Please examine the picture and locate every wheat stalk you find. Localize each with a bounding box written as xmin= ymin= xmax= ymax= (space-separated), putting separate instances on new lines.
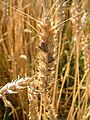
xmin=80 ymin=5 xmax=90 ymax=119
xmin=67 ymin=0 xmax=81 ymax=119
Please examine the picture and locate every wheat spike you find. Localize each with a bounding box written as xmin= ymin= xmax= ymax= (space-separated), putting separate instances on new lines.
xmin=0 ymin=76 xmax=34 ymax=97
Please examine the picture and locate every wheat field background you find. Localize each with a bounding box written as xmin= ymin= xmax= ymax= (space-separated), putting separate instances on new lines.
xmin=0 ymin=0 xmax=90 ymax=120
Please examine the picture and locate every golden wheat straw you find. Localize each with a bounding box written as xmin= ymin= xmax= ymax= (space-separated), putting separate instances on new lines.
xmin=0 ymin=0 xmax=40 ymax=23
xmin=67 ymin=69 xmax=89 ymax=120
xmin=69 ymin=0 xmax=80 ymax=119
xmin=56 ymin=46 xmax=74 ymax=113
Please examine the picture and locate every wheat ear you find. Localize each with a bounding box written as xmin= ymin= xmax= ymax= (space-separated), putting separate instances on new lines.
xmin=0 ymin=76 xmax=34 ymax=97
